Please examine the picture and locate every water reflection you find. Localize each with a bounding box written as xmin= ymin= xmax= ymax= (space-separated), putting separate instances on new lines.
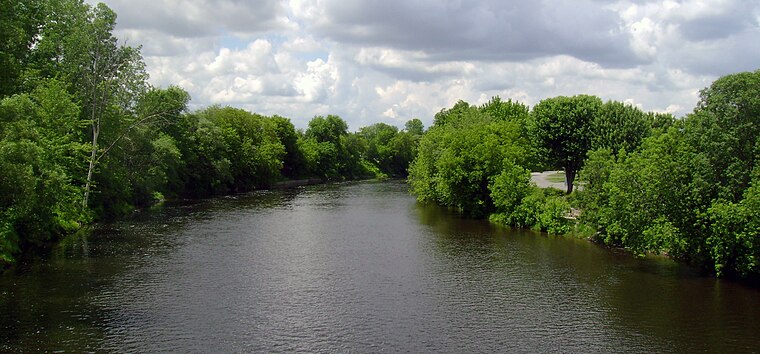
xmin=1 ymin=181 xmax=759 ymax=352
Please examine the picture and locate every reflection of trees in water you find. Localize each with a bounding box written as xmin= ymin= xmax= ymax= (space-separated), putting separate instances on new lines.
xmin=413 ymin=198 xmax=760 ymax=352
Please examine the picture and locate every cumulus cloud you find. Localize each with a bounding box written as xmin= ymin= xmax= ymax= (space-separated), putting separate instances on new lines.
xmin=89 ymin=0 xmax=760 ymax=130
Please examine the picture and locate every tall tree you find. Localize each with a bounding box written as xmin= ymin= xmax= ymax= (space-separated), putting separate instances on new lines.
xmin=404 ymin=118 xmax=424 ymax=135
xmin=0 ymin=0 xmax=45 ymax=97
xmin=684 ymin=69 xmax=760 ymax=202
xmin=591 ymin=100 xmax=650 ymax=155
xmin=530 ymin=95 xmax=602 ymax=193
xmin=71 ymin=4 xmax=149 ymax=206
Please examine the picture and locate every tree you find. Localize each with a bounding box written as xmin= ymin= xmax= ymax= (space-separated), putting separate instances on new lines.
xmin=302 ymin=115 xmax=346 ymax=179
xmin=409 ymin=105 xmax=527 ymax=216
xmin=683 ymin=69 xmax=760 ymax=202
xmin=530 ymin=95 xmax=602 ymax=193
xmin=404 ymin=118 xmax=424 ymax=135
xmin=359 ymin=123 xmax=399 ymax=175
xmin=270 ymin=115 xmax=306 ymax=179
xmin=0 ymin=80 xmax=88 ymax=263
xmin=433 ymin=100 xmax=471 ymax=127
xmin=479 ymin=96 xmax=530 ymax=123
xmin=0 ymin=0 xmax=46 ymax=97
xmin=591 ymin=100 xmax=650 ymax=155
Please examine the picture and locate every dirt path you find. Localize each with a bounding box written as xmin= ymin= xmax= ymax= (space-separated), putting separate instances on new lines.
xmin=530 ymin=171 xmax=567 ymax=190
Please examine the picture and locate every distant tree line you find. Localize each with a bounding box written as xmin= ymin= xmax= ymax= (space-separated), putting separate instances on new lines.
xmin=0 ymin=0 xmax=422 ymax=265
xmin=409 ymin=70 xmax=760 ymax=279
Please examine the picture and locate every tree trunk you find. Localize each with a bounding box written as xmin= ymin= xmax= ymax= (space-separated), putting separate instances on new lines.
xmin=82 ymin=104 xmax=99 ymax=207
xmin=565 ymin=168 xmax=575 ymax=194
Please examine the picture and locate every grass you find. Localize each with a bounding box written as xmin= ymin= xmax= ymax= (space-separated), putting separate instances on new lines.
xmin=546 ymin=171 xmax=566 ymax=183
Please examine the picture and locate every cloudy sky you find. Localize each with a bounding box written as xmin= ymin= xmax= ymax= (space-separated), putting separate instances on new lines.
xmin=90 ymin=0 xmax=759 ymax=130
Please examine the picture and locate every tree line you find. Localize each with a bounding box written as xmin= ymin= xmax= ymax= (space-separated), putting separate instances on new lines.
xmin=0 ymin=0 xmax=422 ymax=265
xmin=4 ymin=0 xmax=759 ymax=279
xmin=409 ymin=71 xmax=760 ymax=279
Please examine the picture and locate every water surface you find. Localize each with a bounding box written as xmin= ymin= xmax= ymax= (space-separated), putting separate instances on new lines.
xmin=2 ymin=181 xmax=759 ymax=352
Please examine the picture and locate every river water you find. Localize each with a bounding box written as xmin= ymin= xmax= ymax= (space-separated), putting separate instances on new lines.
xmin=2 ymin=181 xmax=759 ymax=352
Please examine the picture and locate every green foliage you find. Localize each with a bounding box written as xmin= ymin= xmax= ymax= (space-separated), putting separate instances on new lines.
xmin=530 ymin=95 xmax=602 ymax=193
xmin=432 ymin=100 xmax=472 ymax=127
xmin=182 ymin=106 xmax=285 ymax=194
xmin=0 ymin=84 xmax=88 ymax=261
xmin=359 ymin=123 xmax=399 ymax=174
xmin=489 ymin=160 xmax=531 ymax=216
xmin=479 ymin=96 xmax=530 ymax=123
xmin=492 ymin=187 xmax=571 ymax=235
xmin=575 ymin=70 xmax=760 ymax=277
xmin=0 ymin=0 xmax=45 ymax=97
xmin=270 ymin=115 xmax=306 ymax=179
xmin=592 ymin=101 xmax=650 ymax=155
xmin=409 ymin=102 xmax=527 ymax=217
xmin=706 ymin=181 xmax=760 ymax=277
xmin=357 ymin=122 xmax=420 ymax=177
xmin=404 ymin=118 xmax=424 ymax=135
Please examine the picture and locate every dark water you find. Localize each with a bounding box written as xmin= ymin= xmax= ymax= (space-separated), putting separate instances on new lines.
xmin=2 ymin=181 xmax=760 ymax=353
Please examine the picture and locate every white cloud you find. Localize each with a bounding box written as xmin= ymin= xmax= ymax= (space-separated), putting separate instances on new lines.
xmin=89 ymin=0 xmax=760 ymax=130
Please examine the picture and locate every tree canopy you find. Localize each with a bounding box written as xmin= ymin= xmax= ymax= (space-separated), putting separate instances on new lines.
xmin=529 ymin=95 xmax=602 ymax=193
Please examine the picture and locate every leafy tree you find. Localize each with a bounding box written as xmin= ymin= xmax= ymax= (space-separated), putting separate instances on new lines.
xmin=387 ymin=131 xmax=419 ymax=176
xmin=432 ymin=100 xmax=472 ymax=127
xmin=592 ymin=100 xmax=650 ymax=155
xmin=409 ymin=104 xmax=527 ymax=216
xmin=0 ymin=80 xmax=88 ymax=262
xmin=683 ymin=70 xmax=760 ymax=202
xmin=479 ymin=96 xmax=530 ymax=123
xmin=270 ymin=115 xmax=306 ymax=179
xmin=530 ymin=95 xmax=602 ymax=193
xmin=359 ymin=123 xmax=399 ymax=175
xmin=576 ymin=70 xmax=760 ymax=277
xmin=404 ymin=118 xmax=424 ymax=135
xmin=196 ymin=106 xmax=284 ymax=191
xmin=0 ymin=0 xmax=46 ymax=97
xmin=303 ymin=115 xmax=375 ymax=180
xmin=306 ymin=115 xmax=348 ymax=144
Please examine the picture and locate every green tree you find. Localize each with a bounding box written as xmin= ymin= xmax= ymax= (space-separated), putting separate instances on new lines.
xmin=479 ymin=96 xmax=530 ymax=123
xmin=404 ymin=118 xmax=424 ymax=135
xmin=409 ymin=105 xmax=527 ymax=216
xmin=303 ymin=115 xmax=368 ymax=180
xmin=592 ymin=100 xmax=650 ymax=155
xmin=270 ymin=115 xmax=306 ymax=179
xmin=0 ymin=0 xmax=46 ymax=97
xmin=530 ymin=95 xmax=602 ymax=193
xmin=0 ymin=80 xmax=88 ymax=263
xmin=683 ymin=70 xmax=760 ymax=202
xmin=433 ymin=100 xmax=472 ymax=127
xmin=359 ymin=122 xmax=399 ymax=175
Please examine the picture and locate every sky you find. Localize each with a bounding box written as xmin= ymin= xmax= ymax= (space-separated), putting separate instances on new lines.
xmin=89 ymin=0 xmax=760 ymax=130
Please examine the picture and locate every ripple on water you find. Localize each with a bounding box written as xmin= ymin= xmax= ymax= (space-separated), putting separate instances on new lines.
xmin=2 ymin=181 xmax=760 ymax=353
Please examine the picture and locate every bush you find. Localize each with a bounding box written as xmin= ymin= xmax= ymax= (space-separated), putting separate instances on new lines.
xmin=490 ymin=186 xmax=572 ymax=235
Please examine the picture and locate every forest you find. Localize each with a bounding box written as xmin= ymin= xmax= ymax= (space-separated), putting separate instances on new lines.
xmin=2 ymin=0 xmax=759 ymax=279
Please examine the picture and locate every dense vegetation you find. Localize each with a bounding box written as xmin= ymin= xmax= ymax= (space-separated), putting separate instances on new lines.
xmin=0 ymin=0 xmax=422 ymax=265
xmin=3 ymin=0 xmax=759 ymax=279
xmin=409 ymin=69 xmax=760 ymax=278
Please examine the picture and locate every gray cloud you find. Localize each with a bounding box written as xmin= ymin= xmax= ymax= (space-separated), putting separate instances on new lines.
xmin=104 ymin=0 xmax=289 ymax=38
xmin=311 ymin=0 xmax=641 ymax=67
xmin=677 ymin=2 xmax=758 ymax=42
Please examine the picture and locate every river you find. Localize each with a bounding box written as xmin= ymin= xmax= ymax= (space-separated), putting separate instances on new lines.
xmin=2 ymin=181 xmax=759 ymax=352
